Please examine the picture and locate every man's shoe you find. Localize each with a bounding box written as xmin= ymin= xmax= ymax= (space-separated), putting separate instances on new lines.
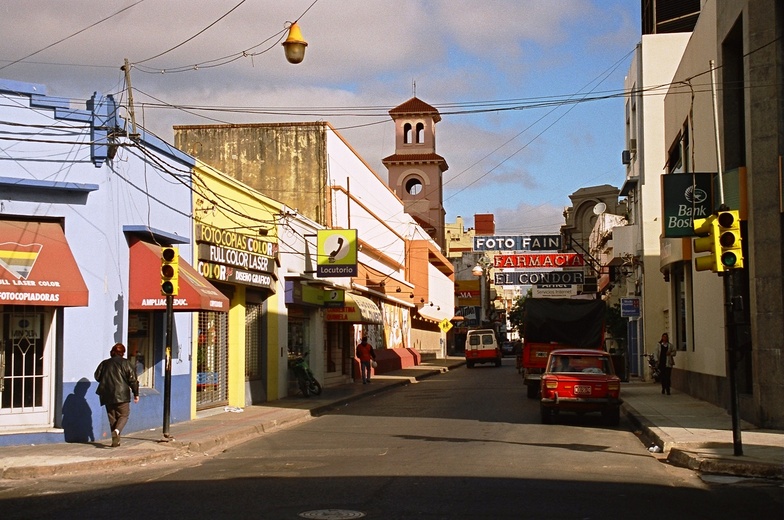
xmin=111 ymin=429 xmax=120 ymax=447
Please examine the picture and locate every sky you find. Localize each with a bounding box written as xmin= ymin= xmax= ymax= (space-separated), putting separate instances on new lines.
xmin=0 ymin=0 xmax=641 ymax=235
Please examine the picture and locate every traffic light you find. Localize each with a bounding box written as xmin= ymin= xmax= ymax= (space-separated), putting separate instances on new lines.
xmin=160 ymin=246 xmax=179 ymax=295
xmin=692 ymin=214 xmax=720 ymax=272
xmin=717 ymin=210 xmax=743 ymax=270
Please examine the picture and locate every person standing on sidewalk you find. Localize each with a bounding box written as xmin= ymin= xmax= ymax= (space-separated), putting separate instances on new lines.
xmin=94 ymin=343 xmax=139 ymax=447
xmin=654 ymin=333 xmax=676 ymax=395
xmin=356 ymin=336 xmax=376 ymax=384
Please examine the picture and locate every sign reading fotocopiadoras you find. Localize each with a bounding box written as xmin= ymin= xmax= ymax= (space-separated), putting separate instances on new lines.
xmin=195 ymin=224 xmax=278 ymax=290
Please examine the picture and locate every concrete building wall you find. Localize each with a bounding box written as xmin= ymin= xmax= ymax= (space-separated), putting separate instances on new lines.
xmin=624 ymin=32 xmax=690 ymax=373
xmin=716 ymin=0 xmax=784 ymax=427
xmin=662 ymin=0 xmax=728 ymax=384
xmin=174 ymin=123 xmax=329 ymax=226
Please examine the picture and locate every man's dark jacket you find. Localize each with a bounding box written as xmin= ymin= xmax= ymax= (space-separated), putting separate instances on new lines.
xmin=94 ymin=356 xmax=139 ymax=406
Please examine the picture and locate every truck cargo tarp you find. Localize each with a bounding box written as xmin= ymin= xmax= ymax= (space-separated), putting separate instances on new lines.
xmin=524 ymin=298 xmax=605 ymax=348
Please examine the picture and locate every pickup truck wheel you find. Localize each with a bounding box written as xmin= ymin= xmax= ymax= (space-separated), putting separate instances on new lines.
xmin=540 ymin=405 xmax=553 ymax=424
xmin=526 ymin=383 xmax=538 ymax=399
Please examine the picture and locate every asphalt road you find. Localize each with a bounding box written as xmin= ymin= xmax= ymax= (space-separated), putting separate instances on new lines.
xmin=0 ymin=359 xmax=780 ymax=519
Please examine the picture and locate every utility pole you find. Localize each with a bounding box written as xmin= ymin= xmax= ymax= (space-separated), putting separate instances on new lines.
xmin=711 ymin=59 xmax=742 ymax=455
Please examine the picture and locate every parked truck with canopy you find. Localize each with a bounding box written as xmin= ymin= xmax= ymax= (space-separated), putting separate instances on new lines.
xmin=521 ymin=297 xmax=606 ymax=398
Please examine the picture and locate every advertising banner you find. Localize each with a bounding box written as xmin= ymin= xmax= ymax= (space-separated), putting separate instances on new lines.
xmin=662 ymin=173 xmax=714 ymax=237
xmin=317 ymin=229 xmax=358 ymax=277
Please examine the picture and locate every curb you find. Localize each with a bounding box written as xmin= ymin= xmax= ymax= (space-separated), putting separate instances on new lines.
xmin=668 ymin=448 xmax=784 ymax=480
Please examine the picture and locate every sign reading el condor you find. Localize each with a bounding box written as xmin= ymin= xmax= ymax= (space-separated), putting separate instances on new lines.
xmin=494 ymin=271 xmax=585 ymax=286
xmin=493 ymin=253 xmax=584 ymax=268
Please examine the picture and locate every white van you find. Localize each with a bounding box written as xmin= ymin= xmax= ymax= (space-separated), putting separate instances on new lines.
xmin=465 ymin=329 xmax=502 ymax=368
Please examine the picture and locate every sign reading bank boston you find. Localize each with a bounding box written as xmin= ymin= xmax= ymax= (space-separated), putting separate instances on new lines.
xmin=196 ymin=224 xmax=278 ymax=291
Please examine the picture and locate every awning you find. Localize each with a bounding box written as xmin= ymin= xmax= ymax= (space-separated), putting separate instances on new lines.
xmin=129 ymin=240 xmax=229 ymax=312
xmin=0 ymin=220 xmax=89 ymax=307
xmin=324 ymin=293 xmax=383 ymax=324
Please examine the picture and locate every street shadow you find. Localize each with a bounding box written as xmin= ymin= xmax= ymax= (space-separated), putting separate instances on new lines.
xmin=61 ymin=378 xmax=94 ymax=443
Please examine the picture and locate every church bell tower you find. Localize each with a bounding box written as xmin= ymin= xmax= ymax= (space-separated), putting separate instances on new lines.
xmin=383 ymin=97 xmax=448 ymax=249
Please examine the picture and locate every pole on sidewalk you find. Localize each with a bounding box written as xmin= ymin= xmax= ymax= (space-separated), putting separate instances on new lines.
xmin=724 ymin=272 xmax=743 ymax=456
xmin=162 ymin=294 xmax=174 ymax=440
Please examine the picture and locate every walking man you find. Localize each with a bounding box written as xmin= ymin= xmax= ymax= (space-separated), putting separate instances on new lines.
xmin=95 ymin=343 xmax=139 ymax=447
xmin=356 ymin=335 xmax=376 ymax=384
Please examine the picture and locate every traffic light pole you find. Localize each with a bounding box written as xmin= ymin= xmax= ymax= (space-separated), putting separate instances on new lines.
xmin=724 ymin=271 xmax=743 ymax=456
xmin=162 ymin=294 xmax=174 ymax=440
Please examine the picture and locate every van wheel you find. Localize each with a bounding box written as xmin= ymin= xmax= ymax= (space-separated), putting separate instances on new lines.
xmin=495 ymin=359 xmax=502 ymax=367
xmin=466 ymin=361 xmax=474 ymax=368
xmin=526 ymin=383 xmax=538 ymax=399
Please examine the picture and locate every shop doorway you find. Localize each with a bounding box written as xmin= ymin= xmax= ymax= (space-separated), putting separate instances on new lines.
xmin=196 ymin=311 xmax=228 ymax=409
xmin=0 ymin=307 xmax=53 ymax=429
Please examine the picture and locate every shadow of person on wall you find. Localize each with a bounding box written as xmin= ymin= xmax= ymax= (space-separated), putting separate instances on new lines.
xmin=62 ymin=378 xmax=95 ymax=443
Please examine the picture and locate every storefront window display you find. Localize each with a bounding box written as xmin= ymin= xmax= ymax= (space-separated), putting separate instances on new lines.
xmin=128 ymin=312 xmax=153 ymax=388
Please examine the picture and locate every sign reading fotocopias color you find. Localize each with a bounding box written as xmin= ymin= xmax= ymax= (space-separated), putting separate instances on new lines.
xmin=195 ymin=224 xmax=278 ymax=291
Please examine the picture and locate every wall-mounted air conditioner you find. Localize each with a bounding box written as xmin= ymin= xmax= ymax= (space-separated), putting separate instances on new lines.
xmin=621 ymin=150 xmax=631 ymax=165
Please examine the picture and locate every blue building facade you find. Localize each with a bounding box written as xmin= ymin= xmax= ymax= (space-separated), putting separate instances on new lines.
xmin=0 ymin=79 xmax=228 ymax=446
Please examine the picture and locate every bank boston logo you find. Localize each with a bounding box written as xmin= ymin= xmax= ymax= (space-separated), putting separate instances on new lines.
xmin=685 ymin=184 xmax=708 ymax=204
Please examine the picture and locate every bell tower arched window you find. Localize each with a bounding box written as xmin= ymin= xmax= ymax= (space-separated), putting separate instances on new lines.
xmin=415 ymin=122 xmax=425 ymax=143
xmin=403 ymin=123 xmax=413 ymax=144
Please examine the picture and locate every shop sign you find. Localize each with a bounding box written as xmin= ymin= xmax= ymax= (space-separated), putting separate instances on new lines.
xmin=494 ymin=270 xmax=584 ymax=286
xmin=531 ymin=284 xmax=577 ymax=298
xmin=621 ymin=297 xmax=641 ymax=318
xmin=662 ymin=173 xmax=714 ymax=237
xmin=196 ymin=224 xmax=277 ymax=288
xmin=493 ymin=253 xmax=584 ymax=269
xmin=473 ymin=235 xmax=561 ymax=252
xmin=317 ymin=229 xmax=358 ymax=277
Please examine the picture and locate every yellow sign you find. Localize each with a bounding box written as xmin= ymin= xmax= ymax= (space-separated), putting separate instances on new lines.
xmin=438 ymin=318 xmax=453 ymax=333
xmin=317 ymin=229 xmax=358 ymax=277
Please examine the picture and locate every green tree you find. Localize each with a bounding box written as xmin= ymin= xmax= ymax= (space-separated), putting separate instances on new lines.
xmin=605 ymin=302 xmax=627 ymax=344
xmin=507 ymin=288 xmax=532 ymax=334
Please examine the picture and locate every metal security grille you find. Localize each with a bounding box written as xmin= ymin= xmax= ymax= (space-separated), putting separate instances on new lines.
xmin=196 ymin=311 xmax=228 ymax=408
xmin=245 ymin=303 xmax=262 ymax=381
xmin=0 ymin=309 xmax=46 ymax=411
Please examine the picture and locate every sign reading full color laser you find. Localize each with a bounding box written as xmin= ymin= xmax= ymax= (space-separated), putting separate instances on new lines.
xmin=195 ymin=224 xmax=278 ymax=290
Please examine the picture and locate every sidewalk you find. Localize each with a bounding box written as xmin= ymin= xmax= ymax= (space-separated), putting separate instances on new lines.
xmin=1 ymin=358 xmax=782 ymax=480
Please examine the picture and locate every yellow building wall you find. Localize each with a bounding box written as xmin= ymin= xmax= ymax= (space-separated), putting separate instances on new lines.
xmin=190 ymin=161 xmax=285 ymax=412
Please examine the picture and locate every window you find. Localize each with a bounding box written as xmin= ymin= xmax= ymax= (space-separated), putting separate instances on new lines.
xmin=245 ymin=303 xmax=263 ymax=380
xmin=405 ymin=176 xmax=423 ymax=196
xmin=0 ymin=308 xmax=49 ymax=410
xmin=672 ymin=262 xmax=689 ymax=351
xmin=415 ymin=122 xmax=425 ymax=143
xmin=128 ymin=312 xmax=153 ymax=388
xmin=403 ymin=123 xmax=412 ymax=144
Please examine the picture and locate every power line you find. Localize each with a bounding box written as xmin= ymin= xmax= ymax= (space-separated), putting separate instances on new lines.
xmin=0 ymin=1 xmax=147 ymax=72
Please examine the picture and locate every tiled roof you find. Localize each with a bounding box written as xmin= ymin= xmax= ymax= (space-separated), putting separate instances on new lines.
xmin=382 ymin=152 xmax=448 ymax=168
xmin=389 ymin=97 xmax=441 ymax=122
